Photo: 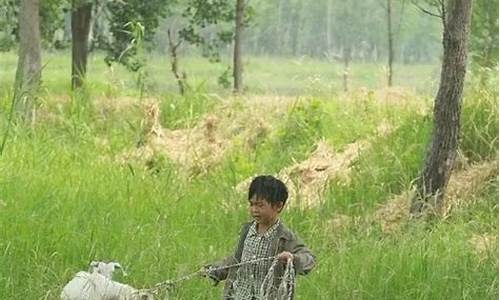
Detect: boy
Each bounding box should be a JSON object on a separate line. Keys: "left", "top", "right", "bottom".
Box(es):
{"left": 203, "top": 175, "right": 315, "bottom": 300}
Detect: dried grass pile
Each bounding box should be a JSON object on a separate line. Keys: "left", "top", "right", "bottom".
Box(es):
{"left": 118, "top": 100, "right": 228, "bottom": 173}
{"left": 442, "top": 159, "right": 498, "bottom": 217}
{"left": 117, "top": 96, "right": 296, "bottom": 172}
{"left": 349, "top": 86, "right": 430, "bottom": 116}
{"left": 372, "top": 190, "right": 412, "bottom": 234}
{"left": 468, "top": 234, "right": 498, "bottom": 259}
{"left": 372, "top": 159, "right": 498, "bottom": 233}
{"left": 235, "top": 140, "right": 368, "bottom": 209}
{"left": 280, "top": 140, "right": 368, "bottom": 209}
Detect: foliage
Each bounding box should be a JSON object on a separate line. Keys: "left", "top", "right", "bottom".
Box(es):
{"left": 217, "top": 66, "right": 232, "bottom": 89}
{"left": 0, "top": 0, "right": 17, "bottom": 51}
{"left": 103, "top": 0, "right": 170, "bottom": 72}
{"left": 241, "top": 0, "right": 441, "bottom": 62}
{"left": 0, "top": 0, "right": 68, "bottom": 50}
{"left": 461, "top": 70, "right": 499, "bottom": 161}
{"left": 178, "top": 0, "right": 234, "bottom": 62}
{"left": 470, "top": 0, "right": 499, "bottom": 69}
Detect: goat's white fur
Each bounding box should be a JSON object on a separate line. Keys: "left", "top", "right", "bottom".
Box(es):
{"left": 61, "top": 262, "right": 152, "bottom": 300}
{"left": 89, "top": 261, "right": 125, "bottom": 279}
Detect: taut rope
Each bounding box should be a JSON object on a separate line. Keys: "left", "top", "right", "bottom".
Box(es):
{"left": 139, "top": 255, "right": 296, "bottom": 299}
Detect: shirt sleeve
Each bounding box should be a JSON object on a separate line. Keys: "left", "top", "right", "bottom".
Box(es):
{"left": 288, "top": 234, "right": 316, "bottom": 275}
{"left": 204, "top": 255, "right": 237, "bottom": 284}
{"left": 204, "top": 223, "right": 250, "bottom": 283}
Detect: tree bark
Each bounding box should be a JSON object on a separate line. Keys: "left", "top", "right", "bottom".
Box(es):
{"left": 410, "top": 0, "right": 473, "bottom": 216}
{"left": 167, "top": 29, "right": 186, "bottom": 95}
{"left": 326, "top": 0, "right": 333, "bottom": 51}
{"left": 386, "top": 0, "right": 394, "bottom": 86}
{"left": 14, "top": 0, "right": 42, "bottom": 122}
{"left": 290, "top": 0, "right": 303, "bottom": 56}
{"left": 233, "top": 0, "right": 245, "bottom": 94}
{"left": 71, "top": 1, "right": 92, "bottom": 89}
{"left": 342, "top": 44, "right": 351, "bottom": 92}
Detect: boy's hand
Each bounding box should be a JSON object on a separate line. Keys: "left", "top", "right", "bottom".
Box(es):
{"left": 199, "top": 266, "right": 220, "bottom": 286}
{"left": 277, "top": 251, "right": 294, "bottom": 263}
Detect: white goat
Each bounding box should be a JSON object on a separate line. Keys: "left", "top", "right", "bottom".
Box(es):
{"left": 61, "top": 261, "right": 153, "bottom": 300}
{"left": 89, "top": 261, "right": 125, "bottom": 279}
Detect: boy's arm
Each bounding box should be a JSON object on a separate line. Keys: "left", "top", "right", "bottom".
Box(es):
{"left": 288, "top": 235, "right": 316, "bottom": 275}
{"left": 204, "top": 255, "right": 237, "bottom": 284}
{"left": 204, "top": 222, "right": 250, "bottom": 284}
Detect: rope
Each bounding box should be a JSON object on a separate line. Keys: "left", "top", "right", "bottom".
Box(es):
{"left": 259, "top": 258, "right": 295, "bottom": 300}
{"left": 139, "top": 255, "right": 295, "bottom": 299}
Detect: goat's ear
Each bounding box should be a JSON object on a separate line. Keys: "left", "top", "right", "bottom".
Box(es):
{"left": 90, "top": 261, "right": 99, "bottom": 267}
{"left": 88, "top": 261, "right": 99, "bottom": 272}
{"left": 112, "top": 262, "right": 122, "bottom": 269}
{"left": 112, "top": 262, "right": 128, "bottom": 276}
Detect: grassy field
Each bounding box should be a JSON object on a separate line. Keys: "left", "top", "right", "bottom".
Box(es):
{"left": 0, "top": 51, "right": 441, "bottom": 97}
{"left": 0, "top": 52, "right": 498, "bottom": 299}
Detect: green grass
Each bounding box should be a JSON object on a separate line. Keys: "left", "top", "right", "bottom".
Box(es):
{"left": 0, "top": 52, "right": 497, "bottom": 299}
{"left": 0, "top": 51, "right": 440, "bottom": 97}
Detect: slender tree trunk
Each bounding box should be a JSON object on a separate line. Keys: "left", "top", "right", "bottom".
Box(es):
{"left": 88, "top": 2, "right": 104, "bottom": 53}
{"left": 290, "top": 0, "right": 303, "bottom": 56}
{"left": 167, "top": 29, "right": 185, "bottom": 95}
{"left": 410, "top": 0, "right": 473, "bottom": 216}
{"left": 386, "top": 0, "right": 394, "bottom": 86}
{"left": 71, "top": 1, "right": 92, "bottom": 89}
{"left": 326, "top": 0, "right": 332, "bottom": 51}
{"left": 342, "top": 44, "right": 351, "bottom": 92}
{"left": 233, "top": 0, "right": 245, "bottom": 94}
{"left": 276, "top": 0, "right": 283, "bottom": 54}
{"left": 14, "top": 0, "right": 41, "bottom": 122}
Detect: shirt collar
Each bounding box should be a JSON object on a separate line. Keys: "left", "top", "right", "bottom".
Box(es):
{"left": 248, "top": 219, "right": 280, "bottom": 239}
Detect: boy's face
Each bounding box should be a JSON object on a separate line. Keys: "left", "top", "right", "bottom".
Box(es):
{"left": 248, "top": 196, "right": 283, "bottom": 226}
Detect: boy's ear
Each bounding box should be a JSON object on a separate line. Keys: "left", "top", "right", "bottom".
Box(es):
{"left": 275, "top": 202, "right": 285, "bottom": 213}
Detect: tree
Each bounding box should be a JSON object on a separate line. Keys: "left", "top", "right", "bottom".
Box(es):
{"left": 378, "top": 0, "right": 406, "bottom": 85}
{"left": 71, "top": 0, "right": 92, "bottom": 89}
{"left": 410, "top": 0, "right": 473, "bottom": 215}
{"left": 469, "top": 0, "right": 498, "bottom": 81}
{"left": 386, "top": 0, "right": 394, "bottom": 86}
{"left": 103, "top": 0, "right": 233, "bottom": 96}
{"left": 332, "top": 0, "right": 372, "bottom": 91}
{"left": 233, "top": 0, "right": 245, "bottom": 93}
{"left": 14, "top": 0, "right": 42, "bottom": 122}
{"left": 103, "top": 0, "right": 169, "bottom": 72}
{"left": 167, "top": 28, "right": 186, "bottom": 95}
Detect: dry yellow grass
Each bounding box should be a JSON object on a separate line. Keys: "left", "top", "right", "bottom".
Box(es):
{"left": 117, "top": 95, "right": 301, "bottom": 172}
{"left": 117, "top": 100, "right": 228, "bottom": 172}
{"left": 347, "top": 86, "right": 431, "bottom": 116}
{"left": 328, "top": 214, "right": 352, "bottom": 231}
{"left": 372, "top": 159, "right": 498, "bottom": 233}
{"left": 468, "top": 234, "right": 498, "bottom": 259}
{"left": 442, "top": 159, "right": 498, "bottom": 217}
{"left": 235, "top": 139, "right": 368, "bottom": 209}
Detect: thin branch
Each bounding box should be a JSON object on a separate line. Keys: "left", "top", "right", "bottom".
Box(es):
{"left": 167, "top": 29, "right": 182, "bottom": 51}
{"left": 411, "top": 0, "right": 443, "bottom": 19}
{"left": 439, "top": 0, "right": 447, "bottom": 29}
{"left": 395, "top": 0, "right": 407, "bottom": 40}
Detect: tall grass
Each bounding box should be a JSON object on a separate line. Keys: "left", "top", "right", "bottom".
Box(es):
{"left": 0, "top": 57, "right": 497, "bottom": 299}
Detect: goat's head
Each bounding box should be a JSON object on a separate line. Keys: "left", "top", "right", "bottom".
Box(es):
{"left": 89, "top": 261, "right": 126, "bottom": 279}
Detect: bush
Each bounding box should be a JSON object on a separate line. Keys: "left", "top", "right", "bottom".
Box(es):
{"left": 461, "top": 71, "right": 499, "bottom": 161}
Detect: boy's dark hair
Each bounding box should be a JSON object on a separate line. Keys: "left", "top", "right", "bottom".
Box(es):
{"left": 248, "top": 175, "right": 288, "bottom": 206}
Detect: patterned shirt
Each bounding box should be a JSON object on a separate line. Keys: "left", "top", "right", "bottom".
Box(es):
{"left": 233, "top": 220, "right": 280, "bottom": 300}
